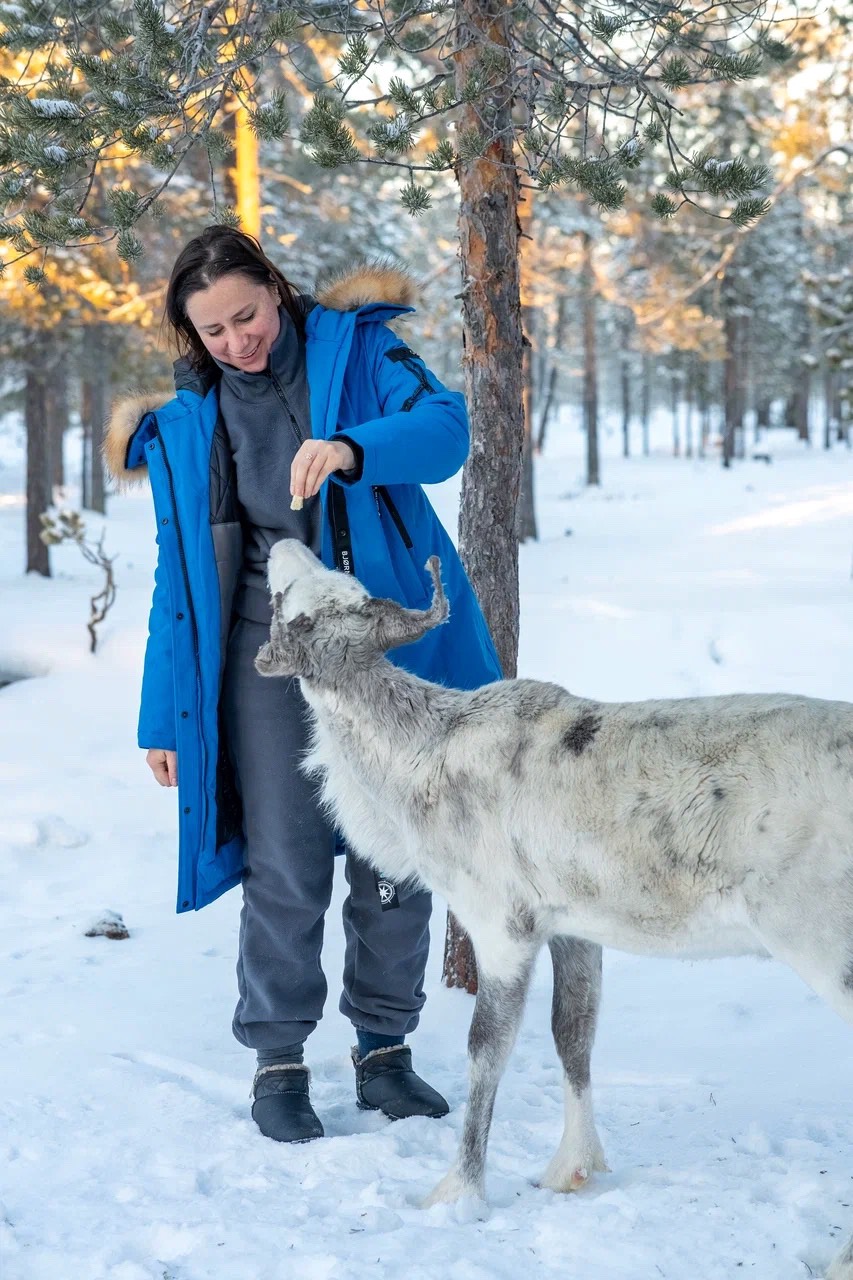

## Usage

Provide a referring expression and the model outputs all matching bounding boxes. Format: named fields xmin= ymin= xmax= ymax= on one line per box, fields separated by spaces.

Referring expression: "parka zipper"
xmin=375 ymin=485 xmax=414 ymax=548
xmin=270 ymin=375 xmax=304 ymax=450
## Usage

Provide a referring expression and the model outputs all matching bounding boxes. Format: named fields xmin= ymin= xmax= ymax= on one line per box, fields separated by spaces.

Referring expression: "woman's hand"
xmin=290 ymin=439 xmax=355 ymax=504
xmin=146 ymin=748 xmax=178 ymax=787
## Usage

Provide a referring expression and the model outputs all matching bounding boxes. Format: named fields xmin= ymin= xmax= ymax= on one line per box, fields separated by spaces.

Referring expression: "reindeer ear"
xmin=362 ymin=558 xmax=449 ymax=653
xmin=254 ymin=611 xmax=317 ymax=679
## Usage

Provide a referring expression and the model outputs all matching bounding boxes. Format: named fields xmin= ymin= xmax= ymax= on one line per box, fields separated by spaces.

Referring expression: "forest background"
xmin=0 ymin=0 xmax=851 ymax=986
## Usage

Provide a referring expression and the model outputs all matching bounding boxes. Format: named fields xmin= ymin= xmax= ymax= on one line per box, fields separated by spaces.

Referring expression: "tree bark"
xmin=25 ymin=363 xmax=51 ymax=576
xmin=81 ymin=325 xmax=108 ymax=513
xmin=723 ymin=312 xmax=739 ymax=468
xmin=699 ymin=362 xmax=711 ymax=458
xmin=581 ymin=229 xmax=599 ymax=486
xmin=620 ymin=316 xmax=631 ymax=459
xmin=670 ymin=356 xmax=681 ymax=458
xmin=445 ymin=0 xmax=524 ymax=993
xmin=755 ymin=395 xmax=771 ymax=440
xmin=641 ymin=354 xmax=652 ymax=456
xmin=536 ymin=364 xmax=558 ymax=454
xmin=518 ymin=189 xmax=537 ymax=541
xmin=536 ymin=286 xmax=567 ymax=454
xmin=46 ymin=365 xmax=69 ymax=494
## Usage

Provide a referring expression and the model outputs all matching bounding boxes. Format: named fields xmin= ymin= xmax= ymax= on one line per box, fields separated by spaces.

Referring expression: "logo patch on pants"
xmin=375 ymin=872 xmax=400 ymax=911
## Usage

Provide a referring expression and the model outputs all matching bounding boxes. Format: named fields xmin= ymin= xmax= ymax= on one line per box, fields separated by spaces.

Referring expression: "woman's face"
xmin=184 ymin=273 xmax=281 ymax=372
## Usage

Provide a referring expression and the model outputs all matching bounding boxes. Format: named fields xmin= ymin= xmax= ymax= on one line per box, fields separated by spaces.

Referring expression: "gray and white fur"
xmin=257 ymin=539 xmax=853 ymax=1280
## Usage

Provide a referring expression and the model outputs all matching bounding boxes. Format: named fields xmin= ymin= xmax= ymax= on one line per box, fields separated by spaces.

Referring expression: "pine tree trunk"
xmin=699 ymin=362 xmax=711 ymax=458
xmin=670 ymin=359 xmax=680 ymax=458
xmin=641 ymin=354 xmax=652 ymax=456
xmin=732 ymin=314 xmax=742 ymax=460
xmin=442 ymin=910 xmax=478 ymax=994
xmin=47 ymin=366 xmax=68 ymax=493
xmin=536 ymin=364 xmax=558 ymax=454
xmin=755 ymin=396 xmax=771 ymax=440
xmin=723 ymin=312 xmax=739 ymax=469
xmin=517 ymin=189 xmax=537 ymax=541
xmin=81 ymin=326 xmax=108 ymax=513
xmin=581 ymin=229 xmax=599 ymax=486
xmin=223 ymin=40 xmax=260 ymax=235
xmin=620 ymin=318 xmax=631 ymax=459
xmin=791 ymin=377 xmax=810 ymax=442
xmin=445 ymin=0 xmax=523 ymax=993
xmin=824 ymin=366 xmax=834 ymax=450
xmin=535 ymin=287 xmax=567 ymax=454
xmin=519 ymin=415 xmax=536 ymax=542
xmin=25 ymin=364 xmax=51 ymax=577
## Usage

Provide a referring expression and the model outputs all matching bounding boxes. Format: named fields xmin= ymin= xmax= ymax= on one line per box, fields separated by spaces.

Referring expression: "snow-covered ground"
xmin=2 ymin=412 xmax=852 ymax=1280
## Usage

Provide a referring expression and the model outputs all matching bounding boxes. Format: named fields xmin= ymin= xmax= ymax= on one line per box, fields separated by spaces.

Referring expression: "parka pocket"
xmin=373 ymin=485 xmax=429 ymax=604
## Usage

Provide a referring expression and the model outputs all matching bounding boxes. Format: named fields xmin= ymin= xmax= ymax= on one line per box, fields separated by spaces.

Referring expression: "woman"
xmin=105 ymin=225 xmax=502 ymax=1144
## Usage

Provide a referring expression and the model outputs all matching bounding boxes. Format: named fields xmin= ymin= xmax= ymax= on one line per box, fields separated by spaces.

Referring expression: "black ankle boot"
xmin=251 ymin=1064 xmax=324 ymax=1143
xmin=352 ymin=1045 xmax=449 ymax=1120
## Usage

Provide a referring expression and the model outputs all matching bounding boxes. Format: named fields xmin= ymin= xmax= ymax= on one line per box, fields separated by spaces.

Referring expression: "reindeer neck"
xmin=304 ymin=657 xmax=449 ymax=746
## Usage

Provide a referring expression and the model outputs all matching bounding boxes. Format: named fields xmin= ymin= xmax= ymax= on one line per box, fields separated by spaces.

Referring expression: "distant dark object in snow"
xmin=0 ymin=666 xmax=33 ymax=691
xmin=564 ymin=528 xmax=573 ymax=537
xmin=85 ymin=910 xmax=130 ymax=940
xmin=708 ymin=639 xmax=724 ymax=666
xmin=752 ymin=452 xmax=773 ymax=464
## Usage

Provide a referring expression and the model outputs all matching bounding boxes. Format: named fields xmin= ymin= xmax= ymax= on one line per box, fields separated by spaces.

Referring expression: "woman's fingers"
xmin=165 ymin=750 xmax=178 ymax=787
xmin=146 ymin=748 xmax=178 ymax=787
xmin=290 ymin=441 xmax=329 ymax=500
xmin=290 ymin=441 xmax=354 ymax=502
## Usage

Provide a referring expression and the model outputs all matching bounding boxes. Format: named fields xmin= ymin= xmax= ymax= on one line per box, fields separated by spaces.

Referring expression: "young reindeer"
xmin=256 ymin=538 xmax=853 ymax=1280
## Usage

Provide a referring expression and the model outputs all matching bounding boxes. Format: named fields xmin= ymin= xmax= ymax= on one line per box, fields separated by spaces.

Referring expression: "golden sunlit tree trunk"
xmin=442 ymin=0 xmax=524 ymax=994
xmin=232 ymin=83 xmax=261 ymax=239
xmin=223 ymin=13 xmax=261 ymax=237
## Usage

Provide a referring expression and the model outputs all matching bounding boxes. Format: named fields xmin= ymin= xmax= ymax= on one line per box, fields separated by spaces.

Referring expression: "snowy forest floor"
xmin=1 ymin=415 xmax=853 ymax=1280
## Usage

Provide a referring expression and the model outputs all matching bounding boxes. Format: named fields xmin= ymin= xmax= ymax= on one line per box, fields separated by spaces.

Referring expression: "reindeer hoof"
xmin=538 ymin=1147 xmax=609 ymax=1194
xmin=422 ymin=1168 xmax=479 ymax=1208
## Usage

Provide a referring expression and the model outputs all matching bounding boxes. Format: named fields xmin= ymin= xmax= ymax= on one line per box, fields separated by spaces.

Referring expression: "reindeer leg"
xmin=828 ymin=1237 xmax=853 ymax=1280
xmin=539 ymin=935 xmax=608 ymax=1192
xmin=423 ymin=932 xmax=538 ymax=1207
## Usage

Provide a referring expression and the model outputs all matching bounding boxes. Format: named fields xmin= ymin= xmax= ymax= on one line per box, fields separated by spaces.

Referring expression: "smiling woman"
xmin=183 ymin=275 xmax=281 ymax=373
xmin=103 ymin=224 xmax=502 ymax=1149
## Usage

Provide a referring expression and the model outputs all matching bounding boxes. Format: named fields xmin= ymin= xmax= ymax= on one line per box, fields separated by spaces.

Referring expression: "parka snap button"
xmin=161 ymin=517 xmax=169 ymax=525
xmin=183 ymin=807 xmax=191 ymax=815
xmin=181 ymin=710 xmax=188 ymax=718
xmin=176 ymin=612 xmax=184 ymax=620
xmin=181 ymin=899 xmax=190 ymax=908
xmin=149 ymin=442 xmax=155 ymax=451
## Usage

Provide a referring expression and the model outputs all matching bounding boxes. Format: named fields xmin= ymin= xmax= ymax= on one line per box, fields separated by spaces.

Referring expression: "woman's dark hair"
xmin=163 ymin=225 xmax=305 ymax=373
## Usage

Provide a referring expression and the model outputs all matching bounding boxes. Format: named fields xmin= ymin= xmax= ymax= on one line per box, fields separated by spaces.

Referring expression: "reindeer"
xmin=256 ymin=538 xmax=853 ymax=1280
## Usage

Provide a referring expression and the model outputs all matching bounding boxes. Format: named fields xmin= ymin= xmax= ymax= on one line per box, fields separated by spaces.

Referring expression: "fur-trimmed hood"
xmin=313 ymin=258 xmax=415 ymax=313
xmin=104 ymin=260 xmax=418 ymax=487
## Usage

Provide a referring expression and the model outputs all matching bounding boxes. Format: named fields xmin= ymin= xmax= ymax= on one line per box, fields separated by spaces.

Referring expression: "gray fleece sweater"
xmin=214 ymin=303 xmax=319 ymax=624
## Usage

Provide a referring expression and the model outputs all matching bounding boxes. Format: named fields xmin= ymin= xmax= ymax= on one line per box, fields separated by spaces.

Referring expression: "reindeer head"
xmin=254 ymin=539 xmax=449 ymax=682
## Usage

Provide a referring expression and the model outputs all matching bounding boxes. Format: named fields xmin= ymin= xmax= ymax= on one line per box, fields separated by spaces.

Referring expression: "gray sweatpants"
xmin=222 ymin=615 xmax=432 ymax=1050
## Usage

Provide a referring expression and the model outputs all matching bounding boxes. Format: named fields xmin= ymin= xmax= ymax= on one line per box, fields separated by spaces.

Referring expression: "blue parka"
xmin=105 ymin=264 xmax=502 ymax=914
